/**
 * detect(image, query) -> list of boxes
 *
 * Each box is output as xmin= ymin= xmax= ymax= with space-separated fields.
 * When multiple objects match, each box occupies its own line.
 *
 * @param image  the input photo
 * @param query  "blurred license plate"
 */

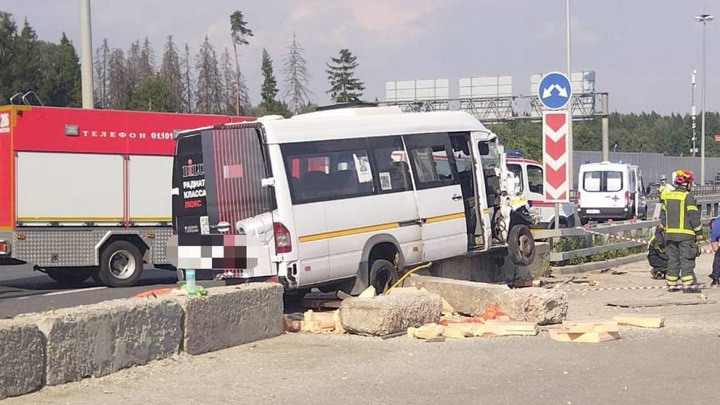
xmin=587 ymin=209 xmax=600 ymax=214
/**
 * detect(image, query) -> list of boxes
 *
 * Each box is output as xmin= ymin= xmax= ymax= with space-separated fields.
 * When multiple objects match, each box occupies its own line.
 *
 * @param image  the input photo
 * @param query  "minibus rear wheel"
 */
xmin=369 ymin=259 xmax=398 ymax=295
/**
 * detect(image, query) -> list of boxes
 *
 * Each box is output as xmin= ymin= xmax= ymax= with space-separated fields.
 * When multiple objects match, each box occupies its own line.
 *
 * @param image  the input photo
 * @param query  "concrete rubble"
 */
xmin=338 ymin=288 xmax=443 ymax=336
xmin=177 ymin=283 xmax=284 ymax=355
xmin=19 ymin=297 xmax=184 ymax=386
xmin=404 ymin=274 xmax=568 ymax=325
xmin=0 ymin=321 xmax=45 ymax=400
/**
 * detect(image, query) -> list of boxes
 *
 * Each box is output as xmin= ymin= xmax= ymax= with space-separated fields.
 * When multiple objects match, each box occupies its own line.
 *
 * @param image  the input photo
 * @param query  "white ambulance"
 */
xmin=167 ymin=106 xmax=537 ymax=295
xmin=577 ymin=161 xmax=649 ymax=222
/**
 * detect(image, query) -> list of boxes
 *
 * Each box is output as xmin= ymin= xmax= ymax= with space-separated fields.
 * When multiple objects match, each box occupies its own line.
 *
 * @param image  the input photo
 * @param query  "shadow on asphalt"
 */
xmin=0 ymin=268 xmax=179 ymax=300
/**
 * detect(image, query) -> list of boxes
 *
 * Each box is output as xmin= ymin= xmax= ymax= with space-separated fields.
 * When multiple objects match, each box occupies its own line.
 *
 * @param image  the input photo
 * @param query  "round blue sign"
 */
xmin=538 ymin=72 xmax=572 ymax=110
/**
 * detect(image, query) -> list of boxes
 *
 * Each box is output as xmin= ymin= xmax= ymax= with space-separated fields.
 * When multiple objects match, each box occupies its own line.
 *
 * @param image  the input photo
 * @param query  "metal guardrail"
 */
xmin=532 ymin=195 xmax=720 ymax=264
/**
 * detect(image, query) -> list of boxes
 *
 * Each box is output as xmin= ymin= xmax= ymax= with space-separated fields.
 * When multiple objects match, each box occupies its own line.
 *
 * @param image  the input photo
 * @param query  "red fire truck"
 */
xmin=0 ymin=105 xmax=253 ymax=287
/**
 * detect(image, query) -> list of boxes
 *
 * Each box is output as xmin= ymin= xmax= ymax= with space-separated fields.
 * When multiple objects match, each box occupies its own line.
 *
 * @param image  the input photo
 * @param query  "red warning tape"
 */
xmin=576 ymin=226 xmax=716 ymax=255
xmin=562 ymin=283 xmax=719 ymax=292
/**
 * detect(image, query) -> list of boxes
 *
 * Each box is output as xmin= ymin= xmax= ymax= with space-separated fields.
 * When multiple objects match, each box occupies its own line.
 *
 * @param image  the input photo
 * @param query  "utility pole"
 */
xmin=695 ymin=13 xmax=714 ymax=185
xmin=566 ymin=0 xmax=574 ymax=189
xmin=692 ymin=69 xmax=697 ymax=157
xmin=80 ymin=0 xmax=95 ymax=109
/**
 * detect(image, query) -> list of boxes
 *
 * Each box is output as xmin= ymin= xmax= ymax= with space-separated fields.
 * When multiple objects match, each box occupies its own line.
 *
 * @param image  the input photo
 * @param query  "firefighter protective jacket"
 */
xmin=659 ymin=188 xmax=702 ymax=241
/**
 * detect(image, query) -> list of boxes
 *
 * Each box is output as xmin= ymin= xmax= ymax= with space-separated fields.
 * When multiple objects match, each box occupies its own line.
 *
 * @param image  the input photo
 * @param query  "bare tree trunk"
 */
xmin=232 ymin=42 xmax=240 ymax=116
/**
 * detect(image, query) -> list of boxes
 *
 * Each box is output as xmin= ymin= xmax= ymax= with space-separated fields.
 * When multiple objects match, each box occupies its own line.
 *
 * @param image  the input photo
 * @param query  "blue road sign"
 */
xmin=538 ymin=72 xmax=572 ymax=110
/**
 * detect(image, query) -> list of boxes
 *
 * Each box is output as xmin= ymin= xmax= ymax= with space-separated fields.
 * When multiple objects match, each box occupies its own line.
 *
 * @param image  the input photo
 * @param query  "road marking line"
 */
xmin=14 ymin=286 xmax=108 ymax=300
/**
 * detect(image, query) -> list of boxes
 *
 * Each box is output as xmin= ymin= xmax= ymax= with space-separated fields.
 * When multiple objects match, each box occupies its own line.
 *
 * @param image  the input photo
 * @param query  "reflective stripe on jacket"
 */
xmin=660 ymin=189 xmax=701 ymax=237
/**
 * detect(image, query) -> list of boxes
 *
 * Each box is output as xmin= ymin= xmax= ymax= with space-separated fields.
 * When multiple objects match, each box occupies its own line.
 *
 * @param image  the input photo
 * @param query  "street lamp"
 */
xmin=692 ymin=69 xmax=697 ymax=157
xmin=695 ymin=13 xmax=714 ymax=185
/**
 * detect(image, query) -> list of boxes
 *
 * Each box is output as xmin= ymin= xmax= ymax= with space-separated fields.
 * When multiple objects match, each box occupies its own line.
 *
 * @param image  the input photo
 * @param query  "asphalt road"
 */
xmin=0 ymin=264 xmax=178 ymax=319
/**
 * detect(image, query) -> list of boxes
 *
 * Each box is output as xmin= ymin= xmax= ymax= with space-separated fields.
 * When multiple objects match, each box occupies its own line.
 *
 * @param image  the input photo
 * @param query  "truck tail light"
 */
xmin=0 ymin=241 xmax=8 ymax=254
xmin=273 ymin=222 xmax=292 ymax=254
xmin=625 ymin=191 xmax=631 ymax=207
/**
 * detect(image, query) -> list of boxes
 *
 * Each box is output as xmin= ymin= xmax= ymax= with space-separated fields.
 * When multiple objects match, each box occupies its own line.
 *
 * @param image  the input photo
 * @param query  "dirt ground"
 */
xmin=4 ymin=253 xmax=720 ymax=405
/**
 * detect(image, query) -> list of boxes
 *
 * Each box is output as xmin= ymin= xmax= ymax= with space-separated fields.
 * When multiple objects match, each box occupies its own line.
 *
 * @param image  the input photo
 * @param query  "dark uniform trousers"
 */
xmin=665 ymin=238 xmax=697 ymax=286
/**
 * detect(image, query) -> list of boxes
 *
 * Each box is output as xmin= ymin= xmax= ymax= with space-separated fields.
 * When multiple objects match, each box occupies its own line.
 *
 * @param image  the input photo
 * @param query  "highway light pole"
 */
xmin=695 ymin=13 xmax=713 ymax=185
xmin=692 ymin=69 xmax=697 ymax=157
xmin=566 ymin=0 xmax=573 ymax=190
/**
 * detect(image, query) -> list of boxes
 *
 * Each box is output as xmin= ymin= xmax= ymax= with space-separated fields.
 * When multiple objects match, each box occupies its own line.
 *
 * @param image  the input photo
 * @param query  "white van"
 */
xmin=166 ymin=107 xmax=536 ymax=295
xmin=577 ymin=161 xmax=649 ymax=222
xmin=506 ymin=155 xmax=578 ymax=228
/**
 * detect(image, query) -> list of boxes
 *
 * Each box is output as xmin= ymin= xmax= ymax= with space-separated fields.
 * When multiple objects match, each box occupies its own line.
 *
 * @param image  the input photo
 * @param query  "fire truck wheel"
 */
xmin=369 ymin=259 xmax=398 ymax=295
xmin=508 ymin=225 xmax=536 ymax=266
xmin=99 ymin=241 xmax=144 ymax=288
xmin=45 ymin=268 xmax=93 ymax=285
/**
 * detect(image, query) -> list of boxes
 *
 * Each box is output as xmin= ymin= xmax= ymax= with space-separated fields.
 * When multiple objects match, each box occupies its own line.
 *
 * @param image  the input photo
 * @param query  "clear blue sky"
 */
xmin=3 ymin=0 xmax=718 ymax=114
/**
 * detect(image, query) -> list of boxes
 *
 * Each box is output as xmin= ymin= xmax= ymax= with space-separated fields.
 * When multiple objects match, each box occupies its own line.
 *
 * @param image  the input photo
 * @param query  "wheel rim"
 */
xmin=518 ymin=235 xmax=533 ymax=258
xmin=108 ymin=250 xmax=137 ymax=280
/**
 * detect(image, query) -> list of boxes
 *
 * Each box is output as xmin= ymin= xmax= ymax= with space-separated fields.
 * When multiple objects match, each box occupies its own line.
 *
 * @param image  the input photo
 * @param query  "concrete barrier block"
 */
xmin=20 ymin=297 xmax=183 ymax=386
xmin=339 ymin=293 xmax=442 ymax=336
xmin=176 ymin=283 xmax=284 ymax=355
xmin=0 ymin=321 xmax=45 ymax=399
xmin=405 ymin=275 xmax=567 ymax=325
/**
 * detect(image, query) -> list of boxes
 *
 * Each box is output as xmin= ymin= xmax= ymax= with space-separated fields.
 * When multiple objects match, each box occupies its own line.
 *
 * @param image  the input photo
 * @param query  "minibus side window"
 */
xmin=404 ymin=133 xmax=458 ymax=190
xmin=281 ymin=139 xmax=375 ymax=204
xmin=369 ymin=137 xmax=411 ymax=193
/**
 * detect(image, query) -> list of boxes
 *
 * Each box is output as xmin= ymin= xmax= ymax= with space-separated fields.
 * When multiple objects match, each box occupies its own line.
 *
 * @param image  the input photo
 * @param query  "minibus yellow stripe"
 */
xmin=298 ymin=212 xmax=465 ymax=242
xmin=299 ymin=222 xmax=400 ymax=242
xmin=424 ymin=212 xmax=465 ymax=224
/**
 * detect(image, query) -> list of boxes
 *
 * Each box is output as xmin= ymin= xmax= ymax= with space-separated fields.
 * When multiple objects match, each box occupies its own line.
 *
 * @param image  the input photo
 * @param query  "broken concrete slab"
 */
xmin=339 ymin=292 xmax=442 ymax=336
xmin=0 ymin=321 xmax=45 ymax=399
xmin=176 ymin=283 xmax=284 ymax=355
xmin=19 ymin=297 xmax=184 ymax=386
xmin=405 ymin=275 xmax=568 ymax=325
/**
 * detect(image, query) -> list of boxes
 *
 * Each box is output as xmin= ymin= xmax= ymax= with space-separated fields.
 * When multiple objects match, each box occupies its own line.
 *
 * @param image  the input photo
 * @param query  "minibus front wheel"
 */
xmin=369 ymin=259 xmax=398 ymax=295
xmin=508 ymin=224 xmax=536 ymax=266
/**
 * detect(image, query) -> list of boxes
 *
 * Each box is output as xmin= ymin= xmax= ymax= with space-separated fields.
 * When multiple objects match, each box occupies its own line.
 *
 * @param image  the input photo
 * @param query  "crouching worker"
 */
xmin=647 ymin=227 xmax=668 ymax=280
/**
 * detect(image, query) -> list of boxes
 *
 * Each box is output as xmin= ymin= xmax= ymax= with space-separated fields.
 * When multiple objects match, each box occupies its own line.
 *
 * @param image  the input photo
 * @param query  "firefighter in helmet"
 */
xmin=659 ymin=169 xmax=703 ymax=292
xmin=657 ymin=174 xmax=674 ymax=200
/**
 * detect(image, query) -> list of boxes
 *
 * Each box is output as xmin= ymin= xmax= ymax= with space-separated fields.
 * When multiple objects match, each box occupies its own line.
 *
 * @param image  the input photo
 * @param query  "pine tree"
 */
xmin=93 ymin=38 xmax=110 ymax=108
xmin=183 ymin=43 xmax=193 ymax=112
xmin=326 ymin=49 xmax=365 ymax=103
xmin=159 ymin=35 xmax=184 ymax=112
xmin=39 ymin=33 xmax=81 ymax=107
xmin=11 ymin=19 xmax=43 ymax=103
xmin=194 ymin=35 xmax=222 ymax=114
xmin=107 ymin=48 xmax=131 ymax=109
xmin=259 ymin=48 xmax=279 ymax=113
xmin=219 ymin=48 xmax=238 ymax=115
xmin=0 ymin=12 xmax=18 ymax=103
xmin=230 ymin=10 xmax=253 ymax=115
xmin=126 ymin=40 xmax=142 ymax=91
xmin=282 ymin=32 xmax=312 ymax=114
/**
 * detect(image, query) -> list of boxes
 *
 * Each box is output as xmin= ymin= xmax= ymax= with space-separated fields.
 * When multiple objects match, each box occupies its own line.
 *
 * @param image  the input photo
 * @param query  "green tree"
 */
xmin=129 ymin=75 xmax=174 ymax=111
xmin=38 ymin=33 xmax=81 ymax=107
xmin=10 ymin=19 xmax=43 ymax=103
xmin=230 ymin=10 xmax=253 ymax=115
xmin=0 ymin=12 xmax=18 ymax=103
xmin=326 ymin=49 xmax=365 ymax=103
xmin=259 ymin=48 xmax=281 ymax=114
